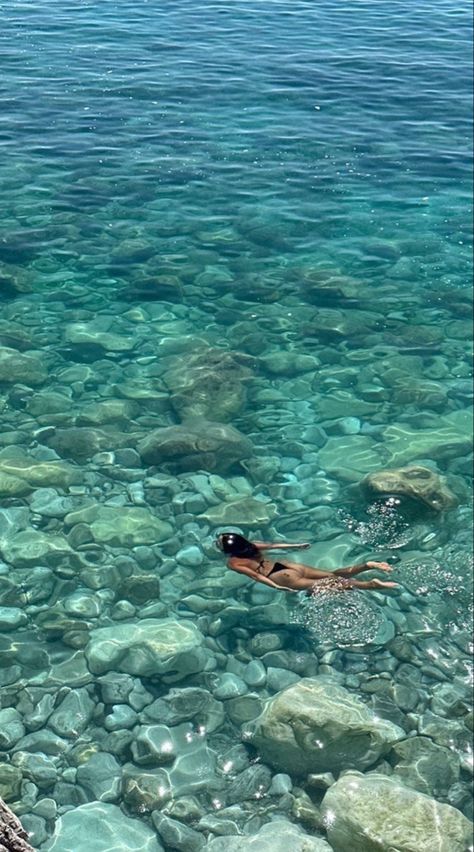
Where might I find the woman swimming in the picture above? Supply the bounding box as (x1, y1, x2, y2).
(216, 533, 398, 593)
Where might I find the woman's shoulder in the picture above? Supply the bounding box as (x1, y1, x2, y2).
(228, 555, 256, 569)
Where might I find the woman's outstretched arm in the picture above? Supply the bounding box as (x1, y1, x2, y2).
(252, 540, 310, 551)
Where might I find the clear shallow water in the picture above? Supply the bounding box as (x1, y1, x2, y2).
(0, 0, 473, 849)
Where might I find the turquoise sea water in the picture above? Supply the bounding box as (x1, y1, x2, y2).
(0, 1, 473, 849)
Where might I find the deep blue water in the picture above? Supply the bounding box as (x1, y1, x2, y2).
(0, 1, 473, 849)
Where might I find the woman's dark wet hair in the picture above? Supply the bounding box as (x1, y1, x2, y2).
(218, 533, 261, 559)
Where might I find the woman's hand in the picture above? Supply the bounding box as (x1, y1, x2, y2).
(297, 543, 311, 550)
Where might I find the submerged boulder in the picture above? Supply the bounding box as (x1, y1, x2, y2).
(243, 678, 404, 775)
(163, 347, 254, 422)
(85, 619, 208, 680)
(361, 465, 460, 512)
(138, 420, 252, 473)
(321, 771, 473, 852)
(0, 347, 47, 385)
(198, 496, 277, 527)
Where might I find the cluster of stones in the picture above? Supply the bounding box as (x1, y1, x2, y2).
(0, 263, 472, 850)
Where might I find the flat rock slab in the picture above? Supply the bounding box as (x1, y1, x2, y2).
(317, 412, 473, 481)
(85, 618, 207, 680)
(42, 801, 162, 852)
(321, 771, 473, 852)
(206, 819, 332, 851)
(198, 496, 277, 526)
(65, 504, 172, 547)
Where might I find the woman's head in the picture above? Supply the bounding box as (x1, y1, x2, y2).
(216, 533, 260, 559)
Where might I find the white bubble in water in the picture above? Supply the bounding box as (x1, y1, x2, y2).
(292, 589, 385, 648)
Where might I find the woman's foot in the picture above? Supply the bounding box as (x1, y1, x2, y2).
(372, 578, 399, 589)
(366, 561, 393, 573)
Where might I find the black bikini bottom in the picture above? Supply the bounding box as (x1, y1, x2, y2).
(268, 561, 289, 576)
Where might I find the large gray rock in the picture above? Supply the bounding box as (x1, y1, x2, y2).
(205, 819, 331, 851)
(85, 619, 208, 680)
(164, 347, 254, 422)
(321, 771, 473, 852)
(243, 678, 404, 774)
(42, 801, 162, 852)
(138, 420, 252, 473)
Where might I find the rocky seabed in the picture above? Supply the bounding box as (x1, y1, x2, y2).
(0, 279, 472, 852)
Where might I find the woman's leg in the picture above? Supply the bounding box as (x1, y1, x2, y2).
(277, 560, 335, 580)
(334, 561, 393, 578)
(350, 578, 398, 590)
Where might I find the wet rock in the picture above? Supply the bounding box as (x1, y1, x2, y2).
(12, 752, 58, 789)
(303, 308, 383, 344)
(104, 704, 138, 730)
(214, 673, 248, 700)
(381, 417, 473, 466)
(0, 453, 79, 490)
(206, 819, 331, 851)
(0, 529, 80, 570)
(85, 618, 208, 679)
(124, 723, 218, 806)
(63, 590, 103, 618)
(227, 764, 272, 804)
(131, 724, 179, 765)
(0, 708, 25, 748)
(76, 398, 139, 426)
(112, 238, 156, 263)
(226, 694, 263, 727)
(43, 801, 163, 852)
(65, 322, 136, 352)
(13, 729, 68, 756)
(361, 465, 459, 512)
(65, 504, 172, 547)
(28, 488, 79, 517)
(0, 606, 27, 630)
(138, 420, 253, 474)
(392, 378, 448, 412)
(164, 347, 254, 422)
(118, 574, 161, 604)
(0, 763, 23, 802)
(392, 736, 460, 797)
(122, 764, 172, 811)
(198, 496, 277, 527)
(300, 266, 360, 305)
(152, 812, 204, 852)
(260, 351, 320, 376)
(243, 677, 404, 774)
(76, 752, 122, 802)
(0, 347, 47, 384)
(46, 427, 133, 462)
(317, 435, 383, 481)
(0, 472, 32, 496)
(243, 660, 266, 688)
(141, 687, 225, 733)
(321, 770, 473, 852)
(48, 687, 95, 738)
